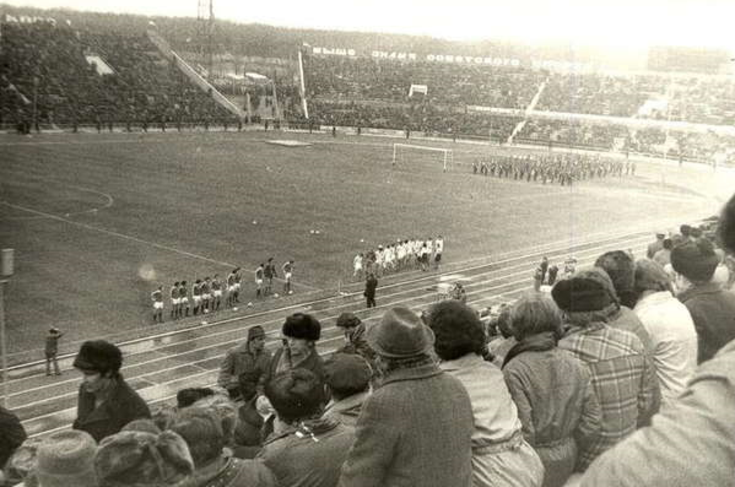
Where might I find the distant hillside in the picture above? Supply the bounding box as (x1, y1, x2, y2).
(0, 3, 648, 69)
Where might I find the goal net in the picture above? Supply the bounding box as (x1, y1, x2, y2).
(392, 143, 454, 172)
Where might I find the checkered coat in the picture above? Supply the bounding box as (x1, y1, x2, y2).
(558, 322, 658, 471)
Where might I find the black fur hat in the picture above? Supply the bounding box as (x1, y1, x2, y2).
(72, 340, 123, 374)
(282, 313, 321, 341)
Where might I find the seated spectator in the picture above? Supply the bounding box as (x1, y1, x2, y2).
(580, 191, 735, 486)
(633, 259, 697, 409)
(35, 430, 98, 487)
(502, 294, 601, 487)
(0, 405, 27, 476)
(425, 300, 544, 487)
(552, 268, 658, 470)
(265, 313, 324, 383)
(333, 312, 375, 366)
(94, 430, 194, 486)
(323, 353, 372, 427)
(171, 407, 277, 487)
(233, 371, 265, 457)
(647, 232, 666, 259)
(3, 437, 43, 487)
(487, 304, 517, 367)
(712, 248, 731, 290)
(72, 340, 151, 442)
(177, 388, 216, 409)
(653, 238, 674, 268)
(339, 307, 474, 487)
(258, 368, 354, 487)
(671, 238, 735, 363)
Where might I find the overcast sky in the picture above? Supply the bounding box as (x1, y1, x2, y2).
(5, 0, 734, 50)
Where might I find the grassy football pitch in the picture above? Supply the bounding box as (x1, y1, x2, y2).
(0, 130, 727, 354)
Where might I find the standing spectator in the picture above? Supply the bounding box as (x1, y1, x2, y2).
(339, 307, 474, 487)
(426, 300, 544, 487)
(502, 294, 600, 487)
(258, 368, 354, 487)
(44, 327, 64, 376)
(333, 312, 375, 365)
(217, 325, 272, 401)
(35, 430, 98, 487)
(171, 407, 277, 487)
(266, 313, 324, 383)
(671, 239, 735, 363)
(364, 273, 378, 308)
(323, 353, 372, 427)
(552, 268, 658, 470)
(580, 192, 735, 486)
(653, 238, 673, 268)
(633, 259, 697, 408)
(0, 406, 27, 473)
(647, 232, 666, 259)
(72, 340, 151, 442)
(94, 430, 194, 486)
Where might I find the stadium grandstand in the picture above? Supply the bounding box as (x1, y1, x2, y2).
(2, 2, 735, 487)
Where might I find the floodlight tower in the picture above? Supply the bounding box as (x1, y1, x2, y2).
(197, 0, 215, 77)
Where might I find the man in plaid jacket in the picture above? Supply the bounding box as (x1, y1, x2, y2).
(552, 267, 658, 471)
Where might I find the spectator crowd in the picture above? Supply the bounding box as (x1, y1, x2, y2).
(2, 191, 735, 487)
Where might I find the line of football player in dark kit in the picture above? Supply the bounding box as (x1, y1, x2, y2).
(149, 259, 296, 324)
(472, 153, 635, 185)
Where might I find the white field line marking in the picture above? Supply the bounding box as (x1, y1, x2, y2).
(2, 201, 321, 291)
(3, 179, 115, 220)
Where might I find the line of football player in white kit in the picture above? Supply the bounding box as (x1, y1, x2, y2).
(353, 236, 445, 278)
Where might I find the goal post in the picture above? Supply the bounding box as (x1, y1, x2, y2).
(392, 143, 454, 172)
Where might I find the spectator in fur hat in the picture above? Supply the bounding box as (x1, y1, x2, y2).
(552, 268, 658, 470)
(633, 259, 697, 408)
(671, 239, 735, 363)
(503, 294, 600, 487)
(72, 341, 151, 443)
(94, 430, 193, 487)
(323, 353, 372, 427)
(426, 300, 544, 487)
(0, 405, 27, 476)
(581, 191, 735, 487)
(170, 407, 277, 487)
(3, 437, 42, 487)
(36, 430, 97, 487)
(339, 307, 474, 487)
(264, 313, 324, 386)
(258, 368, 355, 487)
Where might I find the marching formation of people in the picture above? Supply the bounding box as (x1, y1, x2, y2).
(150, 260, 297, 324)
(472, 153, 632, 186)
(353, 235, 444, 279)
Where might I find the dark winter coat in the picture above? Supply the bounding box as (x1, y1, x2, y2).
(678, 282, 735, 363)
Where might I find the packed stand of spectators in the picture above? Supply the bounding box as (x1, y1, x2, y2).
(517, 119, 631, 150)
(639, 76, 735, 126)
(304, 55, 544, 109)
(0, 21, 237, 129)
(536, 73, 666, 117)
(3, 192, 735, 487)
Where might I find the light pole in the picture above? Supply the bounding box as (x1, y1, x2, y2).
(1, 248, 14, 408)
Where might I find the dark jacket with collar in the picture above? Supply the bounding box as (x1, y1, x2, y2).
(72, 375, 151, 442)
(678, 282, 735, 364)
(265, 347, 325, 384)
(338, 362, 474, 487)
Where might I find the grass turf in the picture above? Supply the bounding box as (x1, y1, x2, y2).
(0, 130, 724, 353)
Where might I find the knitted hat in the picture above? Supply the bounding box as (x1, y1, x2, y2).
(634, 259, 673, 294)
(551, 267, 619, 313)
(36, 430, 97, 487)
(282, 313, 321, 341)
(335, 312, 362, 329)
(670, 239, 719, 282)
(95, 430, 193, 487)
(265, 368, 327, 423)
(367, 307, 435, 358)
(72, 340, 123, 375)
(324, 353, 371, 394)
(247, 325, 266, 341)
